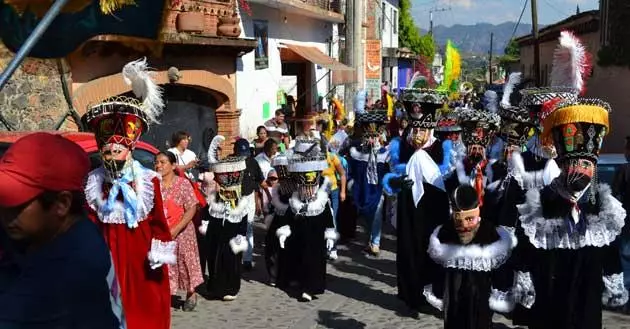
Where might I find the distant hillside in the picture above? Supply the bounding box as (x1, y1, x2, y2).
(420, 22, 540, 55)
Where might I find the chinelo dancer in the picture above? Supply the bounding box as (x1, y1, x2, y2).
(199, 136, 250, 302)
(348, 108, 390, 257)
(428, 185, 517, 329)
(83, 58, 175, 329)
(284, 137, 336, 302)
(511, 31, 628, 329)
(384, 88, 451, 313)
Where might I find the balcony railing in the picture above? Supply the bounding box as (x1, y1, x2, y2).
(299, 0, 343, 14)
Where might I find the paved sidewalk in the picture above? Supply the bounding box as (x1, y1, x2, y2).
(172, 223, 630, 329)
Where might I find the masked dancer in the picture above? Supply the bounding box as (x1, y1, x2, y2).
(199, 136, 249, 301)
(286, 137, 336, 302)
(511, 31, 628, 329)
(384, 88, 451, 312)
(348, 109, 390, 256)
(83, 59, 174, 329)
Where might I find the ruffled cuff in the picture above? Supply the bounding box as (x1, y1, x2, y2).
(276, 225, 292, 239)
(489, 288, 515, 313)
(324, 228, 339, 241)
(229, 234, 248, 254)
(602, 273, 629, 308)
(513, 271, 536, 308)
(147, 239, 176, 269)
(423, 284, 443, 311)
(198, 220, 209, 235)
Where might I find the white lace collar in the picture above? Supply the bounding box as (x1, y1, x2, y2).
(289, 189, 330, 217)
(349, 146, 389, 163)
(85, 161, 157, 226)
(428, 225, 517, 272)
(517, 184, 626, 249)
(208, 193, 251, 223)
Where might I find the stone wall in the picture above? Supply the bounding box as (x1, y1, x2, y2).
(0, 44, 71, 131)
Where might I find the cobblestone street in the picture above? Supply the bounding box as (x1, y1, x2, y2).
(172, 223, 630, 329)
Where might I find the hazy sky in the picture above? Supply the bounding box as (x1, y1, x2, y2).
(412, 0, 599, 29)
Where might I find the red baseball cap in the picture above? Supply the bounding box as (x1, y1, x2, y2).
(0, 132, 90, 208)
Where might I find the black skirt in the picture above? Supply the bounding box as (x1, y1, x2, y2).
(205, 216, 247, 298)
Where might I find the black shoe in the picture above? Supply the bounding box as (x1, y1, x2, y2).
(182, 295, 197, 312)
(243, 261, 254, 271)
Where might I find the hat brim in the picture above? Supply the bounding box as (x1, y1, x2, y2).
(0, 171, 43, 208)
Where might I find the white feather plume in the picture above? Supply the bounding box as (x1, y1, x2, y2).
(208, 135, 225, 164)
(483, 90, 498, 113)
(122, 58, 164, 124)
(550, 30, 591, 94)
(501, 72, 522, 108)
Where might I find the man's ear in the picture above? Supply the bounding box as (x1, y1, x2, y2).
(53, 191, 73, 218)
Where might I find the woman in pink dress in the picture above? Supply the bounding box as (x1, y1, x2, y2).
(155, 151, 203, 311)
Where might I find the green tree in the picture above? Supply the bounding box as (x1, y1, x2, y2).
(504, 38, 520, 57)
(398, 0, 435, 60)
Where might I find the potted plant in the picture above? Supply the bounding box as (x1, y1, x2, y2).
(176, 4, 205, 33)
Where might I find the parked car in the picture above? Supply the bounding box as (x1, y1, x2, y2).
(597, 153, 626, 186)
(0, 131, 159, 170)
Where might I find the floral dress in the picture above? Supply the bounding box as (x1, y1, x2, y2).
(161, 176, 203, 295)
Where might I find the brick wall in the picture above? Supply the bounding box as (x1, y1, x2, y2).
(0, 44, 71, 131)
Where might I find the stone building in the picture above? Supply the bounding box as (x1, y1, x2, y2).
(0, 0, 256, 157)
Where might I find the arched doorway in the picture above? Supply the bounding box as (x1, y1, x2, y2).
(123, 84, 219, 160)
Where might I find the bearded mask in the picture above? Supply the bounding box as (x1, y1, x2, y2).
(467, 144, 486, 164)
(560, 158, 595, 193)
(294, 171, 321, 201)
(214, 171, 244, 207)
(453, 207, 481, 244)
(408, 127, 432, 149)
(100, 143, 133, 178)
(287, 137, 328, 201)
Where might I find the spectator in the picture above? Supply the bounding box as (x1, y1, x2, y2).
(331, 119, 349, 147)
(321, 150, 347, 260)
(253, 126, 269, 156)
(613, 136, 630, 302)
(168, 131, 198, 180)
(156, 151, 202, 312)
(264, 110, 290, 147)
(233, 139, 264, 271)
(255, 138, 278, 180)
(0, 133, 122, 328)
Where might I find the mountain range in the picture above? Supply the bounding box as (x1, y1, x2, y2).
(420, 22, 540, 55)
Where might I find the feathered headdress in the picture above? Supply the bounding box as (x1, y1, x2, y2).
(501, 72, 522, 109)
(550, 30, 592, 95)
(438, 40, 461, 92)
(82, 58, 165, 149)
(483, 90, 498, 114)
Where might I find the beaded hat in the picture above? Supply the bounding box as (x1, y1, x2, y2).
(498, 72, 536, 147)
(541, 98, 611, 162)
(82, 58, 164, 150)
(400, 88, 448, 129)
(435, 108, 461, 133)
(458, 109, 501, 148)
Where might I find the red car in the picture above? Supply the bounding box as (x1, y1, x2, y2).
(0, 131, 160, 170)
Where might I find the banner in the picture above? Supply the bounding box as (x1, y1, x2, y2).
(365, 40, 381, 80)
(253, 20, 269, 70)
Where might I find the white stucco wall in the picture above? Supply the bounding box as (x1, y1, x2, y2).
(236, 3, 336, 139)
(380, 1, 398, 49)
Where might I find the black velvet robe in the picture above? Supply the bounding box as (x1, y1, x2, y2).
(431, 219, 510, 329)
(511, 184, 627, 329)
(264, 194, 292, 286)
(396, 183, 450, 310)
(205, 215, 247, 298)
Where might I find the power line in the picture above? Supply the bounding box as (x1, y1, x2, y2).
(508, 0, 528, 45)
(541, 0, 571, 16)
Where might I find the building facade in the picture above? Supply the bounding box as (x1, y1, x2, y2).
(236, 0, 351, 138)
(380, 0, 399, 90)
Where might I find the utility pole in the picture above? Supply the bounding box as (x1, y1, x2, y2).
(488, 32, 494, 84)
(531, 0, 541, 86)
(343, 0, 355, 116)
(429, 7, 451, 35)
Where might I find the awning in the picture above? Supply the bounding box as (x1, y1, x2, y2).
(280, 43, 356, 84)
(282, 43, 354, 71)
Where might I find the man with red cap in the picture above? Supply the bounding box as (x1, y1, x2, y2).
(0, 132, 123, 328)
(83, 59, 174, 329)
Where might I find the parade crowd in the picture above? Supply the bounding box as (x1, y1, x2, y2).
(0, 30, 629, 329)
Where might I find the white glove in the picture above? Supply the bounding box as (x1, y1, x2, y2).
(229, 235, 248, 254)
(326, 239, 334, 251)
(198, 220, 209, 236)
(149, 260, 162, 270)
(276, 225, 291, 249)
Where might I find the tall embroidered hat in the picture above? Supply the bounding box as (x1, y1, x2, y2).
(400, 88, 449, 128)
(435, 107, 462, 133)
(458, 91, 501, 148)
(498, 72, 535, 147)
(208, 135, 247, 207)
(520, 30, 592, 130)
(82, 58, 164, 150)
(287, 137, 328, 200)
(540, 98, 611, 162)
